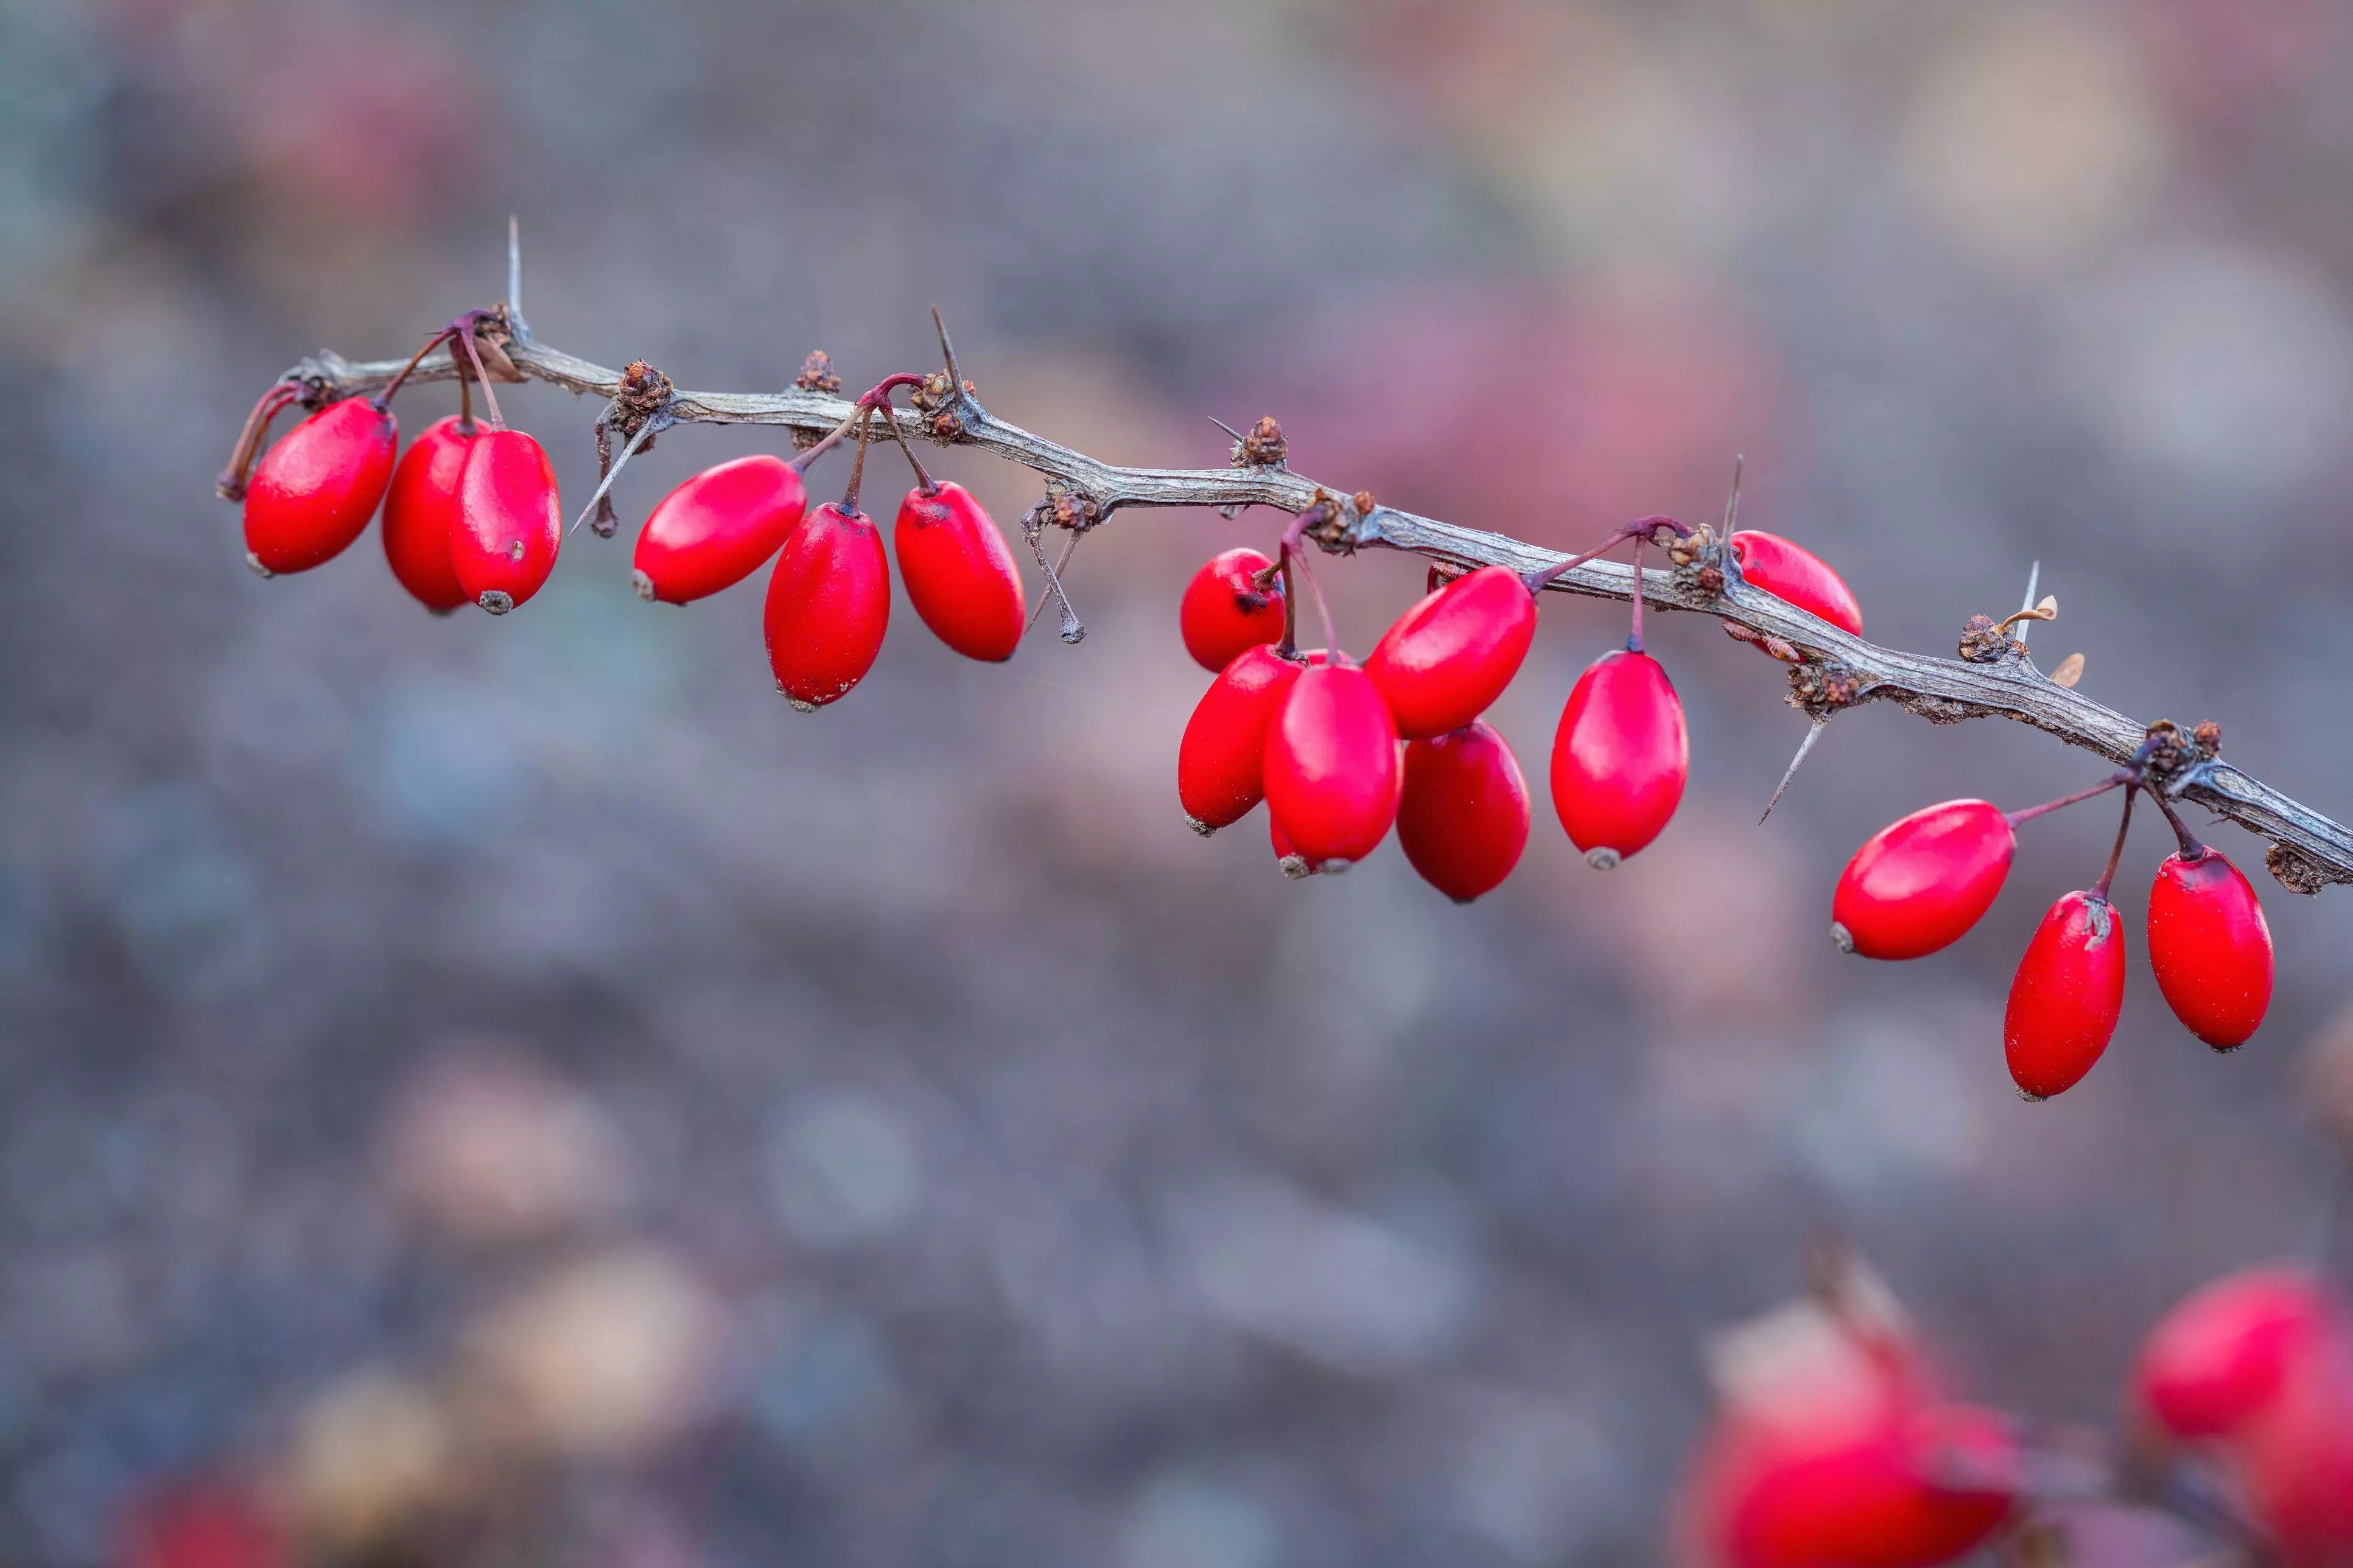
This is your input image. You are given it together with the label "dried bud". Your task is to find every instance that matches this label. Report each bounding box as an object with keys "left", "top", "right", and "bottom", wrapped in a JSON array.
[
  {"left": 611, "top": 360, "right": 673, "bottom": 437},
  {"left": 794, "top": 350, "right": 842, "bottom": 394},
  {"left": 1958, "top": 614, "right": 2020, "bottom": 663},
  {"left": 1790, "top": 662, "right": 1863, "bottom": 716},
  {"left": 2267, "top": 842, "right": 2344, "bottom": 897},
  {"left": 1040, "top": 478, "right": 1101, "bottom": 532},
  {"left": 2142, "top": 718, "right": 2218, "bottom": 785},
  {"left": 1235, "top": 415, "right": 1288, "bottom": 468},
  {"left": 1352, "top": 489, "right": 1377, "bottom": 519},
  {"left": 911, "top": 371, "right": 975, "bottom": 413},
  {"left": 2193, "top": 720, "right": 2222, "bottom": 755}
]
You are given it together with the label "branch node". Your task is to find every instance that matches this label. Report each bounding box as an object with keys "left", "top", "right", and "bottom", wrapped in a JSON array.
[
  {"left": 1957, "top": 613, "right": 2025, "bottom": 664},
  {"left": 1789, "top": 661, "right": 1864, "bottom": 717},
  {"left": 1229, "top": 415, "right": 1289, "bottom": 469}
]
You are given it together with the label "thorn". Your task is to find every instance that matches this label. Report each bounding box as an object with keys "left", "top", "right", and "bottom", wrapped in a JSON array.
[
  {"left": 1025, "top": 530, "right": 1082, "bottom": 634},
  {"left": 1207, "top": 415, "right": 1246, "bottom": 443},
  {"left": 2016, "top": 561, "right": 2040, "bottom": 648},
  {"left": 1723, "top": 453, "right": 1745, "bottom": 541},
  {"left": 507, "top": 215, "right": 530, "bottom": 343},
  {"left": 931, "top": 306, "right": 966, "bottom": 404},
  {"left": 1761, "top": 718, "right": 1829, "bottom": 823},
  {"left": 570, "top": 415, "right": 660, "bottom": 536},
  {"left": 1022, "top": 512, "right": 1085, "bottom": 643}
]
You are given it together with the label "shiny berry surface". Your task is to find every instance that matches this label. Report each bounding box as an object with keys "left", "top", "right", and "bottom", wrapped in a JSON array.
[
  {"left": 452, "top": 429, "right": 562, "bottom": 614},
  {"left": 1397, "top": 720, "right": 1529, "bottom": 903},
  {"left": 1730, "top": 531, "right": 1864, "bottom": 637},
  {"left": 1177, "top": 645, "right": 1306, "bottom": 833},
  {"left": 1364, "top": 565, "right": 1537, "bottom": 739},
  {"left": 1179, "top": 548, "right": 1284, "bottom": 673},
  {"left": 1550, "top": 649, "right": 1687, "bottom": 868},
  {"left": 1831, "top": 801, "right": 2015, "bottom": 960},
  {"left": 2148, "top": 849, "right": 2274, "bottom": 1049},
  {"left": 380, "top": 414, "right": 474, "bottom": 612},
  {"left": 763, "top": 503, "right": 891, "bottom": 711},
  {"left": 633, "top": 454, "right": 808, "bottom": 605},
  {"left": 242, "top": 397, "right": 397, "bottom": 576},
  {"left": 1265, "top": 663, "right": 1400, "bottom": 867},
  {"left": 894, "top": 481, "right": 1025, "bottom": 662},
  {"left": 2135, "top": 1267, "right": 2330, "bottom": 1441},
  {"left": 2003, "top": 891, "right": 2127, "bottom": 1099}
]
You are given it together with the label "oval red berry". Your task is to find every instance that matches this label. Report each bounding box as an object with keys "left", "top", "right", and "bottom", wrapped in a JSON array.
[
  {"left": 1397, "top": 719, "right": 1530, "bottom": 903},
  {"left": 2004, "top": 889, "right": 2127, "bottom": 1099},
  {"left": 634, "top": 454, "right": 808, "bottom": 604},
  {"left": 895, "top": 481, "right": 1026, "bottom": 662},
  {"left": 764, "top": 502, "right": 891, "bottom": 710},
  {"left": 243, "top": 397, "right": 397, "bottom": 576},
  {"left": 1730, "top": 531, "right": 1864, "bottom": 637},
  {"left": 1551, "top": 649, "right": 1687, "bottom": 868},
  {"left": 1177, "top": 645, "right": 1306, "bottom": 833},
  {"left": 1365, "top": 565, "right": 1538, "bottom": 740},
  {"left": 2147, "top": 849, "right": 2273, "bottom": 1049},
  {"left": 452, "top": 429, "right": 562, "bottom": 614},
  {"left": 1179, "top": 548, "right": 1285, "bottom": 673},
  {"left": 1265, "top": 663, "right": 1400, "bottom": 866},
  {"left": 2135, "top": 1267, "right": 2331, "bottom": 1441},
  {"left": 381, "top": 415, "right": 474, "bottom": 612},
  {"left": 1831, "top": 800, "right": 2015, "bottom": 960}
]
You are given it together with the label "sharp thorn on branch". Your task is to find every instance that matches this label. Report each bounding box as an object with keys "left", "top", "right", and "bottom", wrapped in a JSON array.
[
  {"left": 1761, "top": 718, "right": 1829, "bottom": 824},
  {"left": 2016, "top": 561, "right": 2041, "bottom": 648},
  {"left": 1022, "top": 511, "right": 1085, "bottom": 643},
  {"left": 507, "top": 215, "right": 530, "bottom": 343},
  {"left": 931, "top": 306, "right": 966, "bottom": 407},
  {"left": 571, "top": 415, "right": 661, "bottom": 537},
  {"left": 1722, "top": 453, "right": 1745, "bottom": 542}
]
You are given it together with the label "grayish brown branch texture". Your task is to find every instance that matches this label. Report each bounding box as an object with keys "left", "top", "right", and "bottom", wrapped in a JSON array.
[{"left": 272, "top": 322, "right": 2353, "bottom": 895}]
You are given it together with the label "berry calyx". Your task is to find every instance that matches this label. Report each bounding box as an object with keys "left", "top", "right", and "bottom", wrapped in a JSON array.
[
  {"left": 1396, "top": 719, "right": 1530, "bottom": 903},
  {"left": 1830, "top": 802, "right": 2015, "bottom": 960},
  {"left": 452, "top": 429, "right": 562, "bottom": 614},
  {"left": 1730, "top": 531, "right": 1864, "bottom": 637},
  {"left": 894, "top": 481, "right": 1026, "bottom": 662},
  {"left": 1179, "top": 548, "right": 1286, "bottom": 673},
  {"left": 242, "top": 397, "right": 398, "bottom": 576},
  {"left": 1364, "top": 565, "right": 1538, "bottom": 740},
  {"left": 380, "top": 415, "right": 475, "bottom": 612},
  {"left": 763, "top": 502, "right": 891, "bottom": 711},
  {"left": 1265, "top": 662, "right": 1401, "bottom": 867},
  {"left": 633, "top": 454, "right": 809, "bottom": 605},
  {"left": 2147, "top": 847, "right": 2273, "bottom": 1050},
  {"left": 1177, "top": 645, "right": 1308, "bottom": 834},
  {"left": 2134, "top": 1267, "right": 2333, "bottom": 1441},
  {"left": 2003, "top": 889, "right": 2127, "bottom": 1099},
  {"left": 1551, "top": 649, "right": 1688, "bottom": 869}
]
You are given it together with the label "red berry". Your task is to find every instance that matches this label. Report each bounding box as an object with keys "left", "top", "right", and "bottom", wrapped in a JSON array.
[
  {"left": 1271, "top": 811, "right": 1318, "bottom": 877},
  {"left": 2147, "top": 849, "right": 2274, "bottom": 1049},
  {"left": 1365, "top": 565, "right": 1539, "bottom": 739},
  {"left": 1265, "top": 663, "right": 1400, "bottom": 867},
  {"left": 633, "top": 454, "right": 808, "bottom": 605},
  {"left": 2003, "top": 890, "right": 2127, "bottom": 1099},
  {"left": 894, "top": 481, "right": 1026, "bottom": 662},
  {"left": 764, "top": 502, "right": 891, "bottom": 711},
  {"left": 242, "top": 397, "right": 397, "bottom": 577},
  {"left": 1551, "top": 649, "right": 1687, "bottom": 868},
  {"left": 2135, "top": 1267, "right": 2332, "bottom": 1441},
  {"left": 2238, "top": 1330, "right": 2353, "bottom": 1568},
  {"left": 452, "top": 429, "right": 561, "bottom": 614},
  {"left": 1692, "top": 1403, "right": 2016, "bottom": 1568},
  {"left": 1731, "top": 531, "right": 1865, "bottom": 637},
  {"left": 1177, "top": 645, "right": 1306, "bottom": 833},
  {"left": 1831, "top": 802, "right": 2015, "bottom": 960},
  {"left": 1179, "top": 548, "right": 1285, "bottom": 672},
  {"left": 1397, "top": 720, "right": 1530, "bottom": 903},
  {"left": 380, "top": 415, "right": 474, "bottom": 612}
]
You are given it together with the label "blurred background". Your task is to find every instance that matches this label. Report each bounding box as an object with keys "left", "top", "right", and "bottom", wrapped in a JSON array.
[{"left": 6, "top": 0, "right": 2353, "bottom": 1563}]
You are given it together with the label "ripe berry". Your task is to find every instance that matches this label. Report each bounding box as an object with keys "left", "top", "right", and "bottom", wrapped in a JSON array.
[
  {"left": 1730, "top": 531, "right": 1864, "bottom": 637},
  {"left": 895, "top": 481, "right": 1026, "bottom": 662},
  {"left": 1691, "top": 1403, "right": 2016, "bottom": 1568},
  {"left": 1265, "top": 663, "right": 1400, "bottom": 867},
  {"left": 1831, "top": 802, "right": 2015, "bottom": 960},
  {"left": 1180, "top": 548, "right": 1285, "bottom": 672},
  {"left": 242, "top": 397, "right": 397, "bottom": 576},
  {"left": 1365, "top": 565, "right": 1538, "bottom": 739},
  {"left": 2237, "top": 1331, "right": 2353, "bottom": 1568},
  {"left": 633, "top": 455, "right": 808, "bottom": 605},
  {"left": 1178, "top": 646, "right": 1306, "bottom": 834},
  {"left": 2003, "top": 891, "right": 2127, "bottom": 1099},
  {"left": 380, "top": 415, "right": 474, "bottom": 612},
  {"left": 764, "top": 503, "right": 891, "bottom": 711},
  {"left": 1271, "top": 812, "right": 1317, "bottom": 878},
  {"left": 2147, "top": 849, "right": 2274, "bottom": 1049},
  {"left": 1551, "top": 650, "right": 1687, "bottom": 868},
  {"left": 452, "top": 429, "right": 561, "bottom": 614},
  {"left": 1397, "top": 720, "right": 1530, "bottom": 903},
  {"left": 2134, "top": 1268, "right": 2332, "bottom": 1441}
]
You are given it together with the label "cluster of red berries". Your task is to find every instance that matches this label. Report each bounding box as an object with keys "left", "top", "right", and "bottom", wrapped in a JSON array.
[
  {"left": 220, "top": 340, "right": 1027, "bottom": 701},
  {"left": 1830, "top": 754, "right": 2273, "bottom": 1099},
  {"left": 1175, "top": 517, "right": 1863, "bottom": 902}
]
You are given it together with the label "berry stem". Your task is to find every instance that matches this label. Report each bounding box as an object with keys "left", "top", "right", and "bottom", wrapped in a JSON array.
[
  {"left": 2150, "top": 788, "right": 2209, "bottom": 861},
  {"left": 1279, "top": 503, "right": 1341, "bottom": 659},
  {"left": 840, "top": 405, "right": 876, "bottom": 516},
  {"left": 2090, "top": 785, "right": 2136, "bottom": 901},
  {"left": 1522, "top": 514, "right": 1690, "bottom": 596},
  {"left": 452, "top": 337, "right": 475, "bottom": 433},
  {"left": 868, "top": 389, "right": 939, "bottom": 494},
  {"left": 2006, "top": 774, "right": 2127, "bottom": 828},
  {"left": 1275, "top": 546, "right": 1299, "bottom": 659},
  {"left": 448, "top": 315, "right": 507, "bottom": 430},
  {"left": 214, "top": 381, "right": 301, "bottom": 501},
  {"left": 377, "top": 324, "right": 460, "bottom": 408},
  {"left": 1627, "top": 530, "right": 1648, "bottom": 653}
]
